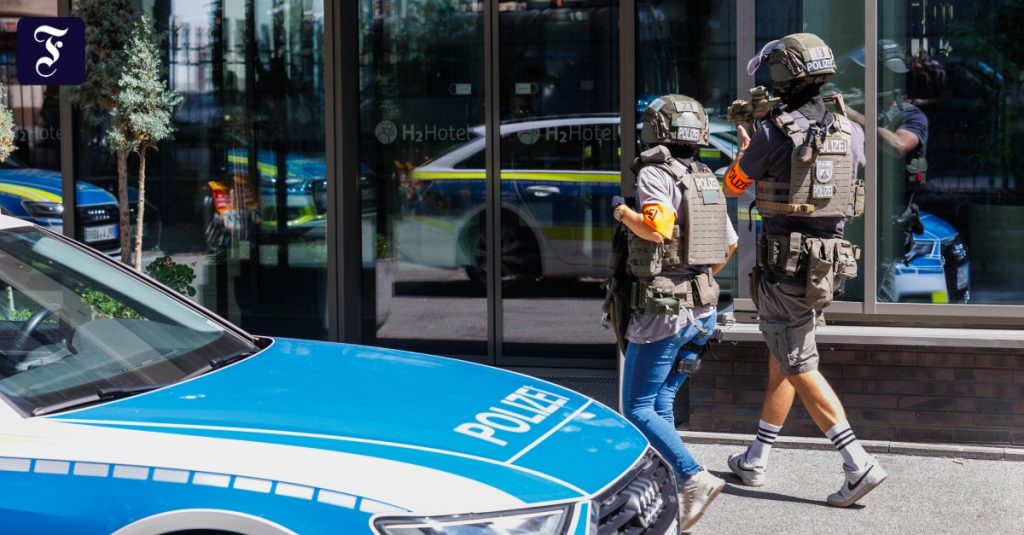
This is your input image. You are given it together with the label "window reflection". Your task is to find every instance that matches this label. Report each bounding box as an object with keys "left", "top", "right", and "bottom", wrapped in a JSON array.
[
  {"left": 878, "top": 0, "right": 1021, "bottom": 305},
  {"left": 73, "top": 0, "right": 328, "bottom": 339}
]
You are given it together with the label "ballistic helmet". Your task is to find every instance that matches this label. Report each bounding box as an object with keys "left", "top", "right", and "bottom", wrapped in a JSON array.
[
  {"left": 640, "top": 95, "right": 710, "bottom": 147},
  {"left": 747, "top": 33, "right": 836, "bottom": 82}
]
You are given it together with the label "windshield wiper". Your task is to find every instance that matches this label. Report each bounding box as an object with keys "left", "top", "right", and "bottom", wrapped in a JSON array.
[
  {"left": 179, "top": 350, "right": 255, "bottom": 382},
  {"left": 32, "top": 383, "right": 170, "bottom": 417},
  {"left": 31, "top": 351, "right": 257, "bottom": 417}
]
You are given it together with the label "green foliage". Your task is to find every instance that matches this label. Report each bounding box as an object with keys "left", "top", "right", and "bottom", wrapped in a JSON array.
[
  {"left": 66, "top": 0, "right": 139, "bottom": 125},
  {"left": 146, "top": 256, "right": 197, "bottom": 297},
  {"left": 377, "top": 234, "right": 391, "bottom": 259},
  {"left": 0, "top": 83, "right": 13, "bottom": 163},
  {"left": 108, "top": 16, "right": 183, "bottom": 155},
  {"left": 76, "top": 286, "right": 141, "bottom": 320}
]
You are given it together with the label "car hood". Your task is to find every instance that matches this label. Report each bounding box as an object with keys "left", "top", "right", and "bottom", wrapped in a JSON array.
[{"left": 52, "top": 338, "right": 647, "bottom": 508}]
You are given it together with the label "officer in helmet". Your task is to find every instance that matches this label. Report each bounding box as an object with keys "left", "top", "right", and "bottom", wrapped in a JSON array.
[
  {"left": 610, "top": 95, "right": 738, "bottom": 530},
  {"left": 722, "top": 33, "right": 888, "bottom": 507}
]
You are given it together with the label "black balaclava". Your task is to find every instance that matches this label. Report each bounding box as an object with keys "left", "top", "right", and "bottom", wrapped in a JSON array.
[
  {"left": 667, "top": 144, "right": 697, "bottom": 160},
  {"left": 777, "top": 79, "right": 827, "bottom": 123}
]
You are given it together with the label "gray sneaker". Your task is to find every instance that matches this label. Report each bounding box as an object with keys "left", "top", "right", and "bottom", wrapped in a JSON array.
[
  {"left": 679, "top": 469, "right": 725, "bottom": 531},
  {"left": 727, "top": 452, "right": 766, "bottom": 487},
  {"left": 826, "top": 458, "right": 888, "bottom": 507}
]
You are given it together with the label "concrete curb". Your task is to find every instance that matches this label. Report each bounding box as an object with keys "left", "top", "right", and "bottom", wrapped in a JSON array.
[{"left": 679, "top": 430, "right": 1024, "bottom": 462}]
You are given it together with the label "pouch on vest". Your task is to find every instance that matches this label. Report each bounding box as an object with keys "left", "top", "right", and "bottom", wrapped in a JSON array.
[
  {"left": 906, "top": 156, "right": 928, "bottom": 183},
  {"left": 628, "top": 232, "right": 663, "bottom": 277},
  {"left": 644, "top": 276, "right": 681, "bottom": 315},
  {"left": 663, "top": 225, "right": 683, "bottom": 268},
  {"left": 835, "top": 240, "right": 859, "bottom": 282},
  {"left": 671, "top": 279, "right": 695, "bottom": 309},
  {"left": 694, "top": 273, "right": 720, "bottom": 307},
  {"left": 853, "top": 180, "right": 865, "bottom": 218},
  {"left": 805, "top": 238, "right": 836, "bottom": 310}
]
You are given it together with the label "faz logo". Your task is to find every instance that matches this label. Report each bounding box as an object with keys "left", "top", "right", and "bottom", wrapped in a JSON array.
[{"left": 17, "top": 17, "right": 85, "bottom": 85}]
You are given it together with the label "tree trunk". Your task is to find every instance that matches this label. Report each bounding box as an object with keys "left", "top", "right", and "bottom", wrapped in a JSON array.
[
  {"left": 133, "top": 149, "right": 147, "bottom": 271},
  {"left": 117, "top": 148, "right": 131, "bottom": 265}
]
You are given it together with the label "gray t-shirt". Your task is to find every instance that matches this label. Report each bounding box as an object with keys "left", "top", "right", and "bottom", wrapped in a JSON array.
[
  {"left": 739, "top": 108, "right": 867, "bottom": 239},
  {"left": 626, "top": 159, "right": 739, "bottom": 344}
]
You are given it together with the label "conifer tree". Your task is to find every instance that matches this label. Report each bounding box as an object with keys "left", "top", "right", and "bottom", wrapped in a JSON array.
[
  {"left": 0, "top": 83, "right": 15, "bottom": 164},
  {"left": 108, "top": 17, "right": 182, "bottom": 270},
  {"left": 67, "top": 0, "right": 139, "bottom": 263}
]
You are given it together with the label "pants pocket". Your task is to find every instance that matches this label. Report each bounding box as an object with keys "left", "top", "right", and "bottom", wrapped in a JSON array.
[{"left": 749, "top": 267, "right": 762, "bottom": 311}]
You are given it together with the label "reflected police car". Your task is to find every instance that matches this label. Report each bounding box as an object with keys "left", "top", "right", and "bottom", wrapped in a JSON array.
[
  {"left": 0, "top": 156, "right": 158, "bottom": 254},
  {"left": 880, "top": 210, "right": 970, "bottom": 303},
  {"left": 402, "top": 115, "right": 737, "bottom": 284},
  {"left": 0, "top": 215, "right": 677, "bottom": 534}
]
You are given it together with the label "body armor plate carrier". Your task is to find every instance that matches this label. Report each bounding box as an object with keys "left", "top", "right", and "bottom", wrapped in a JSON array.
[
  {"left": 756, "top": 110, "right": 863, "bottom": 218},
  {"left": 626, "top": 146, "right": 728, "bottom": 310}
]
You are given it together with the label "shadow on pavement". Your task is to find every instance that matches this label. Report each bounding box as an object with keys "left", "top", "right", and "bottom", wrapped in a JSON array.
[{"left": 708, "top": 470, "right": 863, "bottom": 509}]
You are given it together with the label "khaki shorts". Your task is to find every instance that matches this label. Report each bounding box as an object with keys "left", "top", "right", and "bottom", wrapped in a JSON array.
[{"left": 754, "top": 269, "right": 821, "bottom": 376}]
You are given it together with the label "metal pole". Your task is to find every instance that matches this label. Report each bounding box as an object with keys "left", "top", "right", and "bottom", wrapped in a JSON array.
[
  {"left": 865, "top": 0, "right": 879, "bottom": 314},
  {"left": 484, "top": 0, "right": 501, "bottom": 366},
  {"left": 617, "top": 0, "right": 635, "bottom": 413},
  {"left": 58, "top": 0, "right": 75, "bottom": 240}
]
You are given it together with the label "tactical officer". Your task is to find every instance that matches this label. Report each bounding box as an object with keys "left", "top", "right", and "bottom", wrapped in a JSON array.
[
  {"left": 610, "top": 95, "right": 738, "bottom": 530},
  {"left": 722, "top": 33, "right": 887, "bottom": 507}
]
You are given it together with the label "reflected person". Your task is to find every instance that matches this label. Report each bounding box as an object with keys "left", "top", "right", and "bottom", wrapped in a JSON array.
[
  {"left": 722, "top": 33, "right": 887, "bottom": 507},
  {"left": 611, "top": 95, "right": 737, "bottom": 530}
]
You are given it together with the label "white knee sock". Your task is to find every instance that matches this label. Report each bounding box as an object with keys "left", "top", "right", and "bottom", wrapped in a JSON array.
[
  {"left": 744, "top": 419, "right": 781, "bottom": 467},
  {"left": 825, "top": 421, "right": 872, "bottom": 472}
]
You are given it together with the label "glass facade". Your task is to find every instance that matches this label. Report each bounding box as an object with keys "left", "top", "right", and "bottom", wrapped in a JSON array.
[
  {"left": 877, "top": 0, "right": 1022, "bottom": 306},
  {"left": 5, "top": 0, "right": 1011, "bottom": 371},
  {"left": 71, "top": 0, "right": 328, "bottom": 339}
]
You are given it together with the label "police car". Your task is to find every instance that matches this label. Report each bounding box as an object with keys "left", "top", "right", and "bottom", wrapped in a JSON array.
[
  {"left": 0, "top": 156, "right": 158, "bottom": 254},
  {"left": 0, "top": 214, "right": 676, "bottom": 534},
  {"left": 879, "top": 210, "right": 970, "bottom": 304}
]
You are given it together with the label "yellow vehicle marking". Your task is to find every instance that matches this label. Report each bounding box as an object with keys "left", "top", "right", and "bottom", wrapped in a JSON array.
[
  {"left": 932, "top": 290, "right": 949, "bottom": 304},
  {"left": 411, "top": 171, "right": 620, "bottom": 183},
  {"left": 227, "top": 154, "right": 288, "bottom": 178},
  {"left": 0, "top": 184, "right": 61, "bottom": 202}
]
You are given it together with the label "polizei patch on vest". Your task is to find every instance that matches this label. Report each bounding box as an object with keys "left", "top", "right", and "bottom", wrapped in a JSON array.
[
  {"left": 821, "top": 138, "right": 848, "bottom": 154},
  {"left": 814, "top": 160, "right": 835, "bottom": 198}
]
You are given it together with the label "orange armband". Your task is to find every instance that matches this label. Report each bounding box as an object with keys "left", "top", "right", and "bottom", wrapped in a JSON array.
[
  {"left": 724, "top": 164, "right": 753, "bottom": 195},
  {"left": 641, "top": 203, "right": 675, "bottom": 239}
]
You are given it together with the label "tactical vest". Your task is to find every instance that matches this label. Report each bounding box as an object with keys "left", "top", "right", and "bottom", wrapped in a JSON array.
[
  {"left": 627, "top": 145, "right": 729, "bottom": 277},
  {"left": 756, "top": 110, "right": 862, "bottom": 218}
]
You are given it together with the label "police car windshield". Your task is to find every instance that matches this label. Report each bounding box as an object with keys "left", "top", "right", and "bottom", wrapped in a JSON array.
[{"left": 0, "top": 227, "right": 257, "bottom": 416}]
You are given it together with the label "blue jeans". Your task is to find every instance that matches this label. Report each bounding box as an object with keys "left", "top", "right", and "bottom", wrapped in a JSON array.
[{"left": 622, "top": 311, "right": 717, "bottom": 481}]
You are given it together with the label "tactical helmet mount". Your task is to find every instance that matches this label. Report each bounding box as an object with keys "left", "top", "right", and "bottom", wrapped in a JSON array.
[
  {"left": 748, "top": 33, "right": 836, "bottom": 84},
  {"left": 641, "top": 95, "right": 710, "bottom": 148}
]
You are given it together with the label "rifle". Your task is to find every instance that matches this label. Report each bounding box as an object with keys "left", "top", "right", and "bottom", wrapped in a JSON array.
[
  {"left": 724, "top": 86, "right": 780, "bottom": 125},
  {"left": 601, "top": 212, "right": 635, "bottom": 355}
]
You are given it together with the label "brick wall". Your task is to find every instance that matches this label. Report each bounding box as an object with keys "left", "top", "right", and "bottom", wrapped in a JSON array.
[{"left": 689, "top": 342, "right": 1024, "bottom": 446}]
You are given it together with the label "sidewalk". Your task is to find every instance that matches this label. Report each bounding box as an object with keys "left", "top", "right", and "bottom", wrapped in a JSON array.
[{"left": 684, "top": 442, "right": 1024, "bottom": 534}]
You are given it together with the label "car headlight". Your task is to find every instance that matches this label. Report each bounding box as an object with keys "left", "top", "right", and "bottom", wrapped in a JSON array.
[
  {"left": 22, "top": 201, "right": 64, "bottom": 218},
  {"left": 373, "top": 504, "right": 572, "bottom": 535}
]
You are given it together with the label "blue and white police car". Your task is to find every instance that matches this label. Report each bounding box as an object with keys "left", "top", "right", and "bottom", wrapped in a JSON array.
[{"left": 0, "top": 214, "right": 676, "bottom": 534}]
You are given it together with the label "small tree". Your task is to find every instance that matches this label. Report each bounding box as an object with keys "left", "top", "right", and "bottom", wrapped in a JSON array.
[
  {"left": 108, "top": 17, "right": 182, "bottom": 270},
  {"left": 0, "top": 83, "right": 15, "bottom": 164},
  {"left": 67, "top": 0, "right": 139, "bottom": 262}
]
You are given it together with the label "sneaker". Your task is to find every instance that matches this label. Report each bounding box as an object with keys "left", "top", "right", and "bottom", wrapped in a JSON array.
[
  {"left": 679, "top": 469, "right": 725, "bottom": 530},
  {"left": 727, "top": 452, "right": 766, "bottom": 487},
  {"left": 826, "top": 458, "right": 888, "bottom": 507}
]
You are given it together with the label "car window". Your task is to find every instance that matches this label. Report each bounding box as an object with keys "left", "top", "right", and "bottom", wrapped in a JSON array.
[
  {"left": 454, "top": 147, "right": 486, "bottom": 170},
  {"left": 501, "top": 123, "right": 620, "bottom": 171},
  {"left": 0, "top": 227, "right": 256, "bottom": 415}
]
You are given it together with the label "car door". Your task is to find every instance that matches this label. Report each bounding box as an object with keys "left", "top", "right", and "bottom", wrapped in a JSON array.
[{"left": 501, "top": 121, "right": 619, "bottom": 272}]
